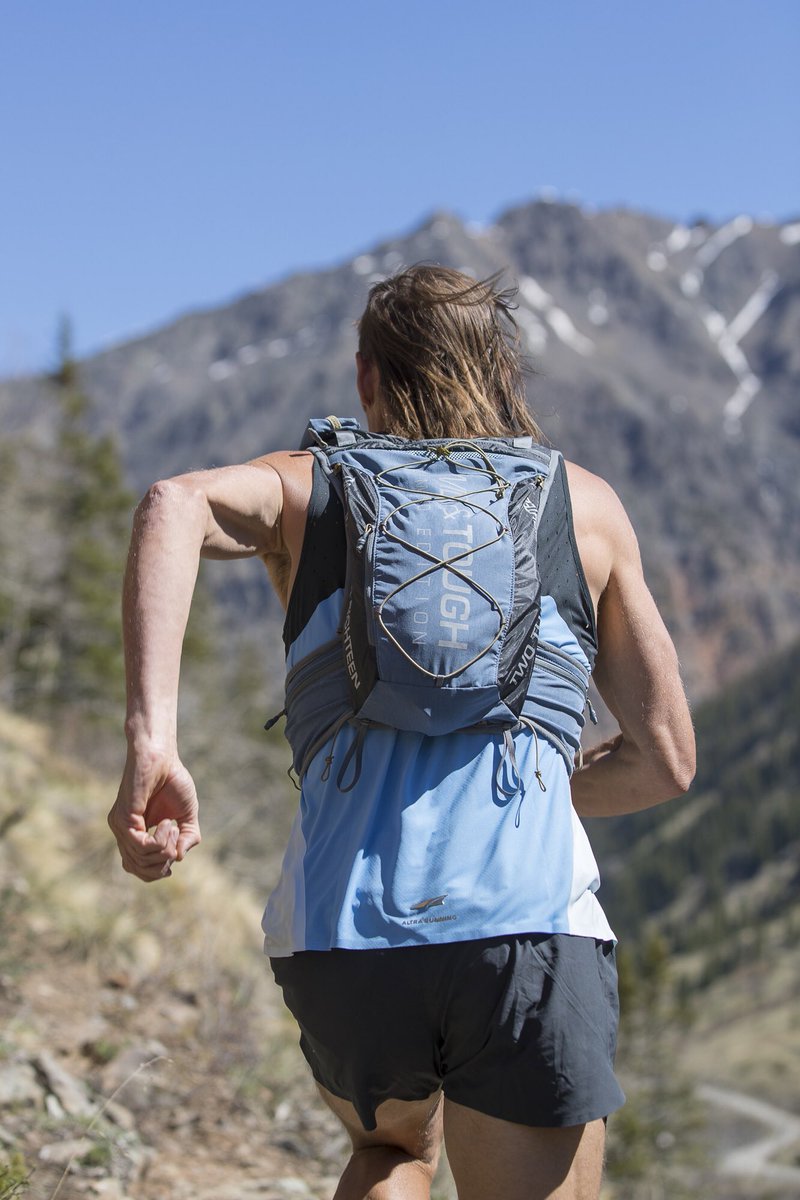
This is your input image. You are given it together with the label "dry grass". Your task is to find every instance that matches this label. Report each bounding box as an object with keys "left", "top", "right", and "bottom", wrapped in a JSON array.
[{"left": 0, "top": 705, "right": 340, "bottom": 1200}]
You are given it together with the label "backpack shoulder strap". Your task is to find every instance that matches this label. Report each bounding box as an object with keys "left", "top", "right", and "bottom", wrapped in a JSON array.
[
  {"left": 537, "top": 446, "right": 562, "bottom": 514},
  {"left": 300, "top": 415, "right": 363, "bottom": 450}
]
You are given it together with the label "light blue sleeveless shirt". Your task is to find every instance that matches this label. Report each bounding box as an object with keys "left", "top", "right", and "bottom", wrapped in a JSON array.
[{"left": 263, "top": 453, "right": 614, "bottom": 955}]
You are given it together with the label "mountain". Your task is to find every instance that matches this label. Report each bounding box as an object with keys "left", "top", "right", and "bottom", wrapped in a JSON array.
[{"left": 2, "top": 199, "right": 799, "bottom": 698}]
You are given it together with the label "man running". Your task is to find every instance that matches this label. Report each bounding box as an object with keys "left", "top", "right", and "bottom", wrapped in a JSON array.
[{"left": 109, "top": 266, "right": 695, "bottom": 1200}]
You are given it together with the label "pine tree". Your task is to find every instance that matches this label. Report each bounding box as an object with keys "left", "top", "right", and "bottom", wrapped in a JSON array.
[
  {"left": 2, "top": 318, "right": 135, "bottom": 739},
  {"left": 49, "top": 318, "right": 134, "bottom": 721}
]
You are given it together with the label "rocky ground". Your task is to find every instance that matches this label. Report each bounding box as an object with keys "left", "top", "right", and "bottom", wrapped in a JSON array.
[
  {"left": 0, "top": 708, "right": 463, "bottom": 1200},
  {"left": 3, "top": 705, "right": 799, "bottom": 1200},
  {"left": 0, "top": 950, "right": 351, "bottom": 1200}
]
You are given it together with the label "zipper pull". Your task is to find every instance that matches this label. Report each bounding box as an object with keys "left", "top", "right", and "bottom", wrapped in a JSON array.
[
  {"left": 356, "top": 523, "right": 374, "bottom": 553},
  {"left": 264, "top": 707, "right": 286, "bottom": 731},
  {"left": 586, "top": 697, "right": 598, "bottom": 726}
]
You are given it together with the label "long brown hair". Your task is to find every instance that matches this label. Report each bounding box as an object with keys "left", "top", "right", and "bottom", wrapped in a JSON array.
[{"left": 357, "top": 264, "right": 542, "bottom": 441}]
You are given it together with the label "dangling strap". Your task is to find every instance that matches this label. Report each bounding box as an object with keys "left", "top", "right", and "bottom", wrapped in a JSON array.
[
  {"left": 336, "top": 726, "right": 367, "bottom": 793},
  {"left": 496, "top": 729, "right": 522, "bottom": 798},
  {"left": 517, "top": 717, "right": 548, "bottom": 793},
  {"left": 297, "top": 711, "right": 354, "bottom": 783},
  {"left": 264, "top": 707, "right": 286, "bottom": 732},
  {"left": 320, "top": 720, "right": 346, "bottom": 782}
]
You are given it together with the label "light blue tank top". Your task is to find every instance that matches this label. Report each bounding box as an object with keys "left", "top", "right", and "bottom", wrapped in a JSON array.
[{"left": 263, "top": 454, "right": 614, "bottom": 955}]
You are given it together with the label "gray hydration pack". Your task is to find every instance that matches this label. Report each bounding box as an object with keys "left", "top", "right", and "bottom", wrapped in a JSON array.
[{"left": 270, "top": 416, "right": 564, "bottom": 792}]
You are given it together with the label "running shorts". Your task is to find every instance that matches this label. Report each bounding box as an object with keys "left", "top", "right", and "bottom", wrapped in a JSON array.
[{"left": 271, "top": 932, "right": 625, "bottom": 1131}]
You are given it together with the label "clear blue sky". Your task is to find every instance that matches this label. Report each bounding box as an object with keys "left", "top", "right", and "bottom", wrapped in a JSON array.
[{"left": 1, "top": 0, "right": 798, "bottom": 376}]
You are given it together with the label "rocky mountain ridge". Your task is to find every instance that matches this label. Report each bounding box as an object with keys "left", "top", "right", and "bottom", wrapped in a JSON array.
[{"left": 2, "top": 199, "right": 799, "bottom": 698}]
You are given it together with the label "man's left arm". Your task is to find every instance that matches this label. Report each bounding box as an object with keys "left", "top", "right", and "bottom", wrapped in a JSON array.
[{"left": 568, "top": 471, "right": 695, "bottom": 818}]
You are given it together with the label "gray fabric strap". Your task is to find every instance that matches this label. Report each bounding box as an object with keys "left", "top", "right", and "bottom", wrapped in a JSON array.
[{"left": 537, "top": 448, "right": 561, "bottom": 517}]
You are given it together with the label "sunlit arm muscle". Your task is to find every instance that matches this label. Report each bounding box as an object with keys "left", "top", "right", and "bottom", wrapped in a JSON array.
[
  {"left": 570, "top": 485, "right": 696, "bottom": 818},
  {"left": 108, "top": 459, "right": 283, "bottom": 882},
  {"left": 122, "top": 461, "right": 283, "bottom": 745}
]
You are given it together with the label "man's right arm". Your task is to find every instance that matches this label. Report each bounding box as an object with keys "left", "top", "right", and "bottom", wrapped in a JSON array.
[
  {"left": 108, "top": 458, "right": 286, "bottom": 881},
  {"left": 568, "top": 469, "right": 696, "bottom": 818}
]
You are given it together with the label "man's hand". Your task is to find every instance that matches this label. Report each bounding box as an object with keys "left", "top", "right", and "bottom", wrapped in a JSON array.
[{"left": 109, "top": 745, "right": 201, "bottom": 882}]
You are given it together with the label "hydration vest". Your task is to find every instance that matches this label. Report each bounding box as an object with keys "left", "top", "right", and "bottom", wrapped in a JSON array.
[{"left": 269, "top": 416, "right": 590, "bottom": 793}]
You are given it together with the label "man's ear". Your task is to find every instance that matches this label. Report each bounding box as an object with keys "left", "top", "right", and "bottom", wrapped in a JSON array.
[{"left": 356, "top": 351, "right": 377, "bottom": 411}]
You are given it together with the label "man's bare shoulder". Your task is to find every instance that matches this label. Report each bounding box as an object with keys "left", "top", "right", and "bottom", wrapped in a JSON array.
[
  {"left": 248, "top": 448, "right": 314, "bottom": 476},
  {"left": 563, "top": 460, "right": 639, "bottom": 605},
  {"left": 244, "top": 451, "right": 315, "bottom": 599},
  {"left": 564, "top": 461, "right": 636, "bottom": 540},
  {"left": 248, "top": 449, "right": 314, "bottom": 505}
]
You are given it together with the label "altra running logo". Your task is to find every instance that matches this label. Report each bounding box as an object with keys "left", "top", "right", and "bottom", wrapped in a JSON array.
[
  {"left": 401, "top": 892, "right": 457, "bottom": 927},
  {"left": 410, "top": 894, "right": 447, "bottom": 913}
]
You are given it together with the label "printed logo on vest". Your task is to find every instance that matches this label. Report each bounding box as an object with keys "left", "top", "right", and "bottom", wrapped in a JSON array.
[
  {"left": 438, "top": 523, "right": 474, "bottom": 651},
  {"left": 342, "top": 600, "right": 360, "bottom": 690},
  {"left": 507, "top": 639, "right": 537, "bottom": 689}
]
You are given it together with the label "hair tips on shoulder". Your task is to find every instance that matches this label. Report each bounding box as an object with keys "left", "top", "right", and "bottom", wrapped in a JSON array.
[{"left": 357, "top": 263, "right": 543, "bottom": 442}]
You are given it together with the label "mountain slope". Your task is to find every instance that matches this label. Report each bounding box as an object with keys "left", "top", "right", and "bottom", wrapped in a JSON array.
[
  {"left": 587, "top": 638, "right": 800, "bottom": 1108},
  {"left": 0, "top": 705, "right": 349, "bottom": 1200},
  {"left": 2, "top": 200, "right": 799, "bottom": 698}
]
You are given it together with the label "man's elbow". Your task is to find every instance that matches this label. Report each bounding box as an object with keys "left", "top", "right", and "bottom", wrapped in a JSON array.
[
  {"left": 668, "top": 756, "right": 695, "bottom": 797},
  {"left": 655, "top": 734, "right": 696, "bottom": 799},
  {"left": 135, "top": 477, "right": 208, "bottom": 528}
]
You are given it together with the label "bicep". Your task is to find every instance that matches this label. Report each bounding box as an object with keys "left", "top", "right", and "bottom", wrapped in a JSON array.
[
  {"left": 592, "top": 512, "right": 694, "bottom": 784},
  {"left": 593, "top": 554, "right": 683, "bottom": 734},
  {"left": 162, "top": 459, "right": 284, "bottom": 561}
]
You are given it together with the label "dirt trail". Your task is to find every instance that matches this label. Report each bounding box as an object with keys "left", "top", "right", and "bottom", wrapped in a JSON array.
[{"left": 698, "top": 1083, "right": 800, "bottom": 1190}]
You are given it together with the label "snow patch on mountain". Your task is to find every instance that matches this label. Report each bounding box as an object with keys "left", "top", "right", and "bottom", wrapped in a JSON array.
[
  {"left": 516, "top": 308, "right": 547, "bottom": 355},
  {"left": 352, "top": 255, "right": 376, "bottom": 276},
  {"left": 518, "top": 276, "right": 594, "bottom": 357},
  {"left": 696, "top": 215, "right": 754, "bottom": 268},
  {"left": 727, "top": 270, "right": 780, "bottom": 344},
  {"left": 208, "top": 360, "right": 236, "bottom": 381},
  {"left": 587, "top": 289, "right": 609, "bottom": 326},
  {"left": 647, "top": 224, "right": 694, "bottom": 271},
  {"left": 695, "top": 269, "right": 781, "bottom": 432},
  {"left": 680, "top": 215, "right": 754, "bottom": 297}
]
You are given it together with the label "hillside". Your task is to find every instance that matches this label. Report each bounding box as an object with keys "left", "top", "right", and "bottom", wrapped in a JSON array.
[
  {"left": 2, "top": 200, "right": 799, "bottom": 699},
  {"left": 588, "top": 638, "right": 800, "bottom": 1110},
  {"left": 0, "top": 706, "right": 349, "bottom": 1200},
  {"left": 2, "top": 642, "right": 800, "bottom": 1197}
]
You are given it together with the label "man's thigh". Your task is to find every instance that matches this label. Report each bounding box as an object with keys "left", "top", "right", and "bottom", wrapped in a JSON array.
[
  {"left": 444, "top": 1099, "right": 605, "bottom": 1200},
  {"left": 319, "top": 1084, "right": 444, "bottom": 1163}
]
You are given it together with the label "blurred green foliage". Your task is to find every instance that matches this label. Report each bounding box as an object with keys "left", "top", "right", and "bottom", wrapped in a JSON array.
[
  {"left": 0, "top": 1151, "right": 30, "bottom": 1200},
  {"left": 587, "top": 638, "right": 800, "bottom": 980},
  {"left": 606, "top": 934, "right": 709, "bottom": 1197},
  {"left": 0, "top": 318, "right": 132, "bottom": 728}
]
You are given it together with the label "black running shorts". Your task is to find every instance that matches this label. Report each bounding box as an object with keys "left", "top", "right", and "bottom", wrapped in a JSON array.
[{"left": 270, "top": 933, "right": 625, "bottom": 1131}]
